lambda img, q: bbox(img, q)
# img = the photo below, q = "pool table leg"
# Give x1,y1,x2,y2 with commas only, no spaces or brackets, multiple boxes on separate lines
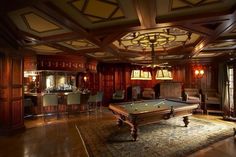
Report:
131,126,137,141
183,116,189,127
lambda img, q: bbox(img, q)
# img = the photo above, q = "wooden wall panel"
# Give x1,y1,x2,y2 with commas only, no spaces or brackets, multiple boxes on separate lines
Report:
24,55,37,71
0,52,24,135
12,100,23,126
37,55,87,71
12,88,22,98
97,63,218,105
159,82,182,98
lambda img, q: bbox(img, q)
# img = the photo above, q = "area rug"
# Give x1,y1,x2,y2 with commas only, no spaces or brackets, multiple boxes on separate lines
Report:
75,113,236,157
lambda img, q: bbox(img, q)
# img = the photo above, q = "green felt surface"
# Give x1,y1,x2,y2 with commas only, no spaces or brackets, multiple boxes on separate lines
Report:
118,99,190,114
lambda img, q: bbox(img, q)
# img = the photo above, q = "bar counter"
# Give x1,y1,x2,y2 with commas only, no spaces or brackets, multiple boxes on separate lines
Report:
24,92,90,116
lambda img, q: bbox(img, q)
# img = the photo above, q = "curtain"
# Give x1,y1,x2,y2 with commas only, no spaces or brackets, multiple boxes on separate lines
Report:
218,63,229,116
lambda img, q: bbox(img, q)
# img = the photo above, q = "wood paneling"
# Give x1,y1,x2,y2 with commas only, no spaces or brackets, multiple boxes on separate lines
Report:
0,52,24,135
159,82,182,98
24,55,37,71
37,55,87,71
96,63,218,105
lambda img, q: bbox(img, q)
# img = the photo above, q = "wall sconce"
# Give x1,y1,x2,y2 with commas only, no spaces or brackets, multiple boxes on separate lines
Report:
83,76,88,82
32,76,36,82
194,69,204,78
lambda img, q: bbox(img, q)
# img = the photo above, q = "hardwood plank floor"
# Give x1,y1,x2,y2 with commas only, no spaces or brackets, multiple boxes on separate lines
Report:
0,110,235,157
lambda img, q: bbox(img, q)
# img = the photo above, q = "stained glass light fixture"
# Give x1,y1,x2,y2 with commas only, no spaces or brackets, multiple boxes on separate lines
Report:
155,69,173,80
131,69,152,80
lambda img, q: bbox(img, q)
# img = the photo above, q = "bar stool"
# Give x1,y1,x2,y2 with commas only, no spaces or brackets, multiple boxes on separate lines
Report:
67,92,81,117
87,91,103,112
42,93,58,121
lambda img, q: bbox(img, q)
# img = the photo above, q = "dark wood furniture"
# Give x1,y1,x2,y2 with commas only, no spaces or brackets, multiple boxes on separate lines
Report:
202,89,222,114
109,99,198,141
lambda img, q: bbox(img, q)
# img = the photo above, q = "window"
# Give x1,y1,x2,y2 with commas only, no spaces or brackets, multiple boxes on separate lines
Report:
229,68,234,112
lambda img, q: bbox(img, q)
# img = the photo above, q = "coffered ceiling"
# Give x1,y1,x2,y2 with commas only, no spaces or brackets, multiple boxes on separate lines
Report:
1,0,236,65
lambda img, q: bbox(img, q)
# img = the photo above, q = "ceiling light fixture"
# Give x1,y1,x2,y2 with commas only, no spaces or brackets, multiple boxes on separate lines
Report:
131,69,152,80
155,68,173,80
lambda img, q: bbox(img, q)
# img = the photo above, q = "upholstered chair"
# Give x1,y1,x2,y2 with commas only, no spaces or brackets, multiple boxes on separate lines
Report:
112,90,125,101
42,93,58,121
142,88,155,99
203,89,221,114
183,88,202,103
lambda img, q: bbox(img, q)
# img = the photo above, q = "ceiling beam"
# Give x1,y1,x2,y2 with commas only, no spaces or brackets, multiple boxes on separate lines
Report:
33,1,124,59
189,10,236,57
133,0,157,29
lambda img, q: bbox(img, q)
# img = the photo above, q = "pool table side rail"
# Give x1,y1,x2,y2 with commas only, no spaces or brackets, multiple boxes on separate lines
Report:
108,103,199,116
108,103,199,127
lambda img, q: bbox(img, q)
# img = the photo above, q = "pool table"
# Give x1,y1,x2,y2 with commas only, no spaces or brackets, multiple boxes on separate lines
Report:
109,99,199,141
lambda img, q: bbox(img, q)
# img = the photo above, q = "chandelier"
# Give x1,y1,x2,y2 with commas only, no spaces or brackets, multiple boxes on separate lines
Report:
127,28,190,81
118,27,192,52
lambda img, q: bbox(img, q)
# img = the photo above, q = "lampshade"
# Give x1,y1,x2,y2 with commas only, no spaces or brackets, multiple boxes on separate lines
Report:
131,69,152,80
155,69,173,80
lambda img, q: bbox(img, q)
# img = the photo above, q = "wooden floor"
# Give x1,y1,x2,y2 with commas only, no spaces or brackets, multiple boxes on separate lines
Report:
0,109,236,157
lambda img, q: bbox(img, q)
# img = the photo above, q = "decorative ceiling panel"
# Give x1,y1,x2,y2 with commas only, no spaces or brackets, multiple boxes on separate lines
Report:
102,58,120,62
58,39,98,50
204,41,236,50
50,0,138,29
193,52,222,58
158,55,184,59
71,0,124,23
87,51,114,58
23,12,60,33
113,27,200,52
27,45,62,54
129,56,151,61
8,7,71,37
171,0,221,10
156,0,236,20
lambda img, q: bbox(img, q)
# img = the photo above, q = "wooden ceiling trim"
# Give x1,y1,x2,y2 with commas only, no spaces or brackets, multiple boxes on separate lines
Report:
190,12,236,57
133,0,156,29
157,3,236,24
46,1,127,60
0,0,47,14
0,18,21,49
70,0,125,23
89,22,141,37
35,2,89,38
46,43,78,54
104,44,129,62
1,12,32,48
35,1,122,58
101,31,127,46
170,0,222,11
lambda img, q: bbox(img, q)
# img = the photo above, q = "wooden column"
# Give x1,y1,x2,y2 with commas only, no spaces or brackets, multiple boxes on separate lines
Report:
0,52,25,135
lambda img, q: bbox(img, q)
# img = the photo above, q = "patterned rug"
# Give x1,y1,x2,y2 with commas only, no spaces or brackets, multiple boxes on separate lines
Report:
76,113,236,157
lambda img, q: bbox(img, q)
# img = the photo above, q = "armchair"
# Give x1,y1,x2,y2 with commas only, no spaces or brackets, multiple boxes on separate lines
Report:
182,88,203,113
112,90,125,101
142,88,155,99
203,89,222,114
183,88,201,103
